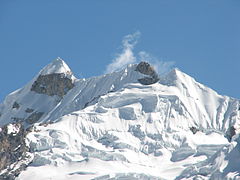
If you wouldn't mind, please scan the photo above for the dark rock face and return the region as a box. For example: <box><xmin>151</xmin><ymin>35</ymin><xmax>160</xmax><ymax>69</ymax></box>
<box><xmin>12</xmin><ymin>102</ymin><xmax>20</xmax><ymax>109</ymax></box>
<box><xmin>97</xmin><ymin>133</ymin><xmax>119</xmax><ymax>147</ymax></box>
<box><xmin>0</xmin><ymin>123</ymin><xmax>31</xmax><ymax>179</ymax></box>
<box><xmin>31</xmin><ymin>73</ymin><xmax>74</xmax><ymax>97</ymax></box>
<box><xmin>226</xmin><ymin>126</ymin><xmax>236</xmax><ymax>141</ymax></box>
<box><xmin>135</xmin><ymin>62</ymin><xmax>159</xmax><ymax>85</ymax></box>
<box><xmin>190</xmin><ymin>127</ymin><xmax>199</xmax><ymax>134</ymax></box>
<box><xmin>10</xmin><ymin>111</ymin><xmax>43</xmax><ymax>124</ymax></box>
<box><xmin>128</xmin><ymin>125</ymin><xmax>145</xmax><ymax>141</ymax></box>
<box><xmin>25</xmin><ymin>112</ymin><xmax>44</xmax><ymax>124</ymax></box>
<box><xmin>136</xmin><ymin>61</ymin><xmax>156</xmax><ymax>76</ymax></box>
<box><xmin>11</xmin><ymin>117</ymin><xmax>24</xmax><ymax>123</ymax></box>
<box><xmin>25</xmin><ymin>108</ymin><xmax>34</xmax><ymax>113</ymax></box>
<box><xmin>138</xmin><ymin>77</ymin><xmax>158</xmax><ymax>85</ymax></box>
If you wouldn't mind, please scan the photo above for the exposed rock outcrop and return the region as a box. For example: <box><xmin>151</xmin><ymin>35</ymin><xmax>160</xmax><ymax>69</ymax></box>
<box><xmin>25</xmin><ymin>108</ymin><xmax>34</xmax><ymax>113</ymax></box>
<box><xmin>135</xmin><ymin>62</ymin><xmax>159</xmax><ymax>85</ymax></box>
<box><xmin>128</xmin><ymin>125</ymin><xmax>145</xmax><ymax>141</ymax></box>
<box><xmin>25</xmin><ymin>112</ymin><xmax>44</xmax><ymax>124</ymax></box>
<box><xmin>31</xmin><ymin>73</ymin><xmax>74</xmax><ymax>98</ymax></box>
<box><xmin>136</xmin><ymin>61</ymin><xmax>156</xmax><ymax>76</ymax></box>
<box><xmin>226</xmin><ymin>126</ymin><xmax>236</xmax><ymax>141</ymax></box>
<box><xmin>0</xmin><ymin>123</ymin><xmax>32</xmax><ymax>179</ymax></box>
<box><xmin>11</xmin><ymin>117</ymin><xmax>24</xmax><ymax>123</ymax></box>
<box><xmin>190</xmin><ymin>127</ymin><xmax>199</xmax><ymax>134</ymax></box>
<box><xmin>12</xmin><ymin>102</ymin><xmax>20</xmax><ymax>109</ymax></box>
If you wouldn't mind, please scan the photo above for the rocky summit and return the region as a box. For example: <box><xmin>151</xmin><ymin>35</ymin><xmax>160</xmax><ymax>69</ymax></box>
<box><xmin>0</xmin><ymin>58</ymin><xmax>240</xmax><ymax>180</ymax></box>
<box><xmin>135</xmin><ymin>61</ymin><xmax>159</xmax><ymax>85</ymax></box>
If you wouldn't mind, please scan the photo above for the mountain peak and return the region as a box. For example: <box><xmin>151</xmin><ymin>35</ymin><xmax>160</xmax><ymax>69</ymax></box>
<box><xmin>0</xmin><ymin>59</ymin><xmax>240</xmax><ymax>179</ymax></box>
<box><xmin>160</xmin><ymin>68</ymin><xmax>190</xmax><ymax>85</ymax></box>
<box><xmin>29</xmin><ymin>57</ymin><xmax>75</xmax><ymax>97</ymax></box>
<box><xmin>135</xmin><ymin>61</ymin><xmax>159</xmax><ymax>85</ymax></box>
<box><xmin>40</xmin><ymin>57</ymin><xmax>72</xmax><ymax>76</ymax></box>
<box><xmin>136</xmin><ymin>61</ymin><xmax>156</xmax><ymax>76</ymax></box>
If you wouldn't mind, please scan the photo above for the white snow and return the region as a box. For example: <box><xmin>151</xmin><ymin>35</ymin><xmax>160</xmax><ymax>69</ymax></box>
<box><xmin>0</xmin><ymin>59</ymin><xmax>239</xmax><ymax>179</ymax></box>
<box><xmin>40</xmin><ymin>57</ymin><xmax>73</xmax><ymax>76</ymax></box>
<box><xmin>7</xmin><ymin>123</ymin><xmax>20</xmax><ymax>136</ymax></box>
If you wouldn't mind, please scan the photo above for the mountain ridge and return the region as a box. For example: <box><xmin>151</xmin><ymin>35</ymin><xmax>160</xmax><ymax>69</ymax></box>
<box><xmin>0</xmin><ymin>58</ymin><xmax>239</xmax><ymax>180</ymax></box>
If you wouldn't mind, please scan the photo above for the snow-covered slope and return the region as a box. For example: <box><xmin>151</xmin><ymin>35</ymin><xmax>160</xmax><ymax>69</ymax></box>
<box><xmin>0</xmin><ymin>57</ymin><xmax>76</xmax><ymax>127</ymax></box>
<box><xmin>0</xmin><ymin>58</ymin><xmax>239</xmax><ymax>180</ymax></box>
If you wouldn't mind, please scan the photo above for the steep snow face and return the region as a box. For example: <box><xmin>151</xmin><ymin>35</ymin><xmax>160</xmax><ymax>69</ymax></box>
<box><xmin>161</xmin><ymin>69</ymin><xmax>240</xmax><ymax>133</ymax></box>
<box><xmin>0</xmin><ymin>60</ymin><xmax>240</xmax><ymax>180</ymax></box>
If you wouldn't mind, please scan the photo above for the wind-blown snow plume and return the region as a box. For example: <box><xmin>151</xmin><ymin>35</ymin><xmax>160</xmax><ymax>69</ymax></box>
<box><xmin>138</xmin><ymin>51</ymin><xmax>175</xmax><ymax>75</ymax></box>
<box><xmin>105</xmin><ymin>31</ymin><xmax>174</xmax><ymax>75</ymax></box>
<box><xmin>105</xmin><ymin>32</ymin><xmax>140</xmax><ymax>73</ymax></box>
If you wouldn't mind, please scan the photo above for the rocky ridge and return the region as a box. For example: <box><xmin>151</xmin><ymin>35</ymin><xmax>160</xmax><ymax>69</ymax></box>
<box><xmin>0</xmin><ymin>123</ymin><xmax>33</xmax><ymax>180</ymax></box>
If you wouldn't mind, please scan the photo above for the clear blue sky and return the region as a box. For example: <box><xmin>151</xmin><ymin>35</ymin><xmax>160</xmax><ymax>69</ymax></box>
<box><xmin>0</xmin><ymin>0</ymin><xmax>239</xmax><ymax>102</ymax></box>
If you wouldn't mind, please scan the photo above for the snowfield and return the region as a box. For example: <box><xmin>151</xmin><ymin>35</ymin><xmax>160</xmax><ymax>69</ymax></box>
<box><xmin>0</xmin><ymin>58</ymin><xmax>239</xmax><ymax>180</ymax></box>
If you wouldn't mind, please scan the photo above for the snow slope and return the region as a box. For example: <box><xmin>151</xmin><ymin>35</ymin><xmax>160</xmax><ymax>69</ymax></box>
<box><xmin>40</xmin><ymin>57</ymin><xmax>73</xmax><ymax>76</ymax></box>
<box><xmin>0</xmin><ymin>58</ymin><xmax>240</xmax><ymax>180</ymax></box>
<box><xmin>0</xmin><ymin>57</ymin><xmax>77</xmax><ymax>126</ymax></box>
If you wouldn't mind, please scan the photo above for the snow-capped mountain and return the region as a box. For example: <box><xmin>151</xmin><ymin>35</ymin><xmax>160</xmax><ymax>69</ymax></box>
<box><xmin>0</xmin><ymin>58</ymin><xmax>239</xmax><ymax>180</ymax></box>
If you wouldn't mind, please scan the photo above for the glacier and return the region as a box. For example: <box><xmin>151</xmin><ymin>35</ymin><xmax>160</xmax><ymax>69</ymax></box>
<box><xmin>0</xmin><ymin>58</ymin><xmax>239</xmax><ymax>180</ymax></box>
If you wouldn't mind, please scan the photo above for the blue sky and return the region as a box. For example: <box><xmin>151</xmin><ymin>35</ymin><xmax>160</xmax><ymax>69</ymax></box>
<box><xmin>0</xmin><ymin>0</ymin><xmax>239</xmax><ymax>102</ymax></box>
